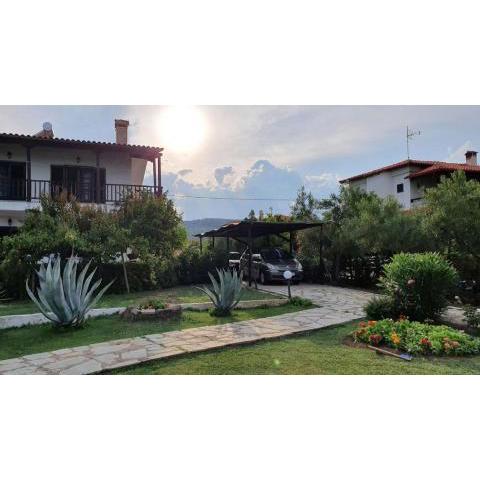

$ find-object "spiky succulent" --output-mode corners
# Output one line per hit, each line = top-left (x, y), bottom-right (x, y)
(26, 256), (113, 327)
(196, 268), (243, 316)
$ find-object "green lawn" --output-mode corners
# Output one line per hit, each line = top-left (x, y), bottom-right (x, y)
(0, 303), (305, 361)
(110, 319), (480, 375)
(0, 285), (279, 317)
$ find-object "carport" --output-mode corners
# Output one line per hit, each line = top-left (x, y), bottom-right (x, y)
(195, 220), (323, 286)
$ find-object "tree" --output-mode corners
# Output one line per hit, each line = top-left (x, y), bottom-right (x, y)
(291, 186), (319, 221)
(291, 185), (426, 284)
(116, 192), (187, 259)
(422, 170), (480, 279)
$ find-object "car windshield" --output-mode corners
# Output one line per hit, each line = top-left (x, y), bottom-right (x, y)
(260, 248), (293, 261)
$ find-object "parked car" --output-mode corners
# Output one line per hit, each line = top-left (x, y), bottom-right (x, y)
(228, 251), (241, 271)
(240, 247), (303, 284)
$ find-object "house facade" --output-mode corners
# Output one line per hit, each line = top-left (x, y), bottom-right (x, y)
(0, 120), (162, 233)
(340, 151), (480, 208)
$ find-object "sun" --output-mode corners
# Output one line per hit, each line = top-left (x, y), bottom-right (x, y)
(157, 106), (208, 154)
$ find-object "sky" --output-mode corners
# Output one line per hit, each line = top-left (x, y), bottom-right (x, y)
(1, 105), (479, 220)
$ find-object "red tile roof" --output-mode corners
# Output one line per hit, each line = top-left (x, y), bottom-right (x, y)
(408, 162), (480, 178)
(0, 132), (162, 159)
(339, 160), (435, 183)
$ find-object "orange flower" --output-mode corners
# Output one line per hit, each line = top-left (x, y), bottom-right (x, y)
(359, 321), (367, 328)
(367, 320), (377, 327)
(390, 332), (401, 345)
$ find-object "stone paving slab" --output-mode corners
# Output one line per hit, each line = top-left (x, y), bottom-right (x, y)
(0, 284), (375, 375)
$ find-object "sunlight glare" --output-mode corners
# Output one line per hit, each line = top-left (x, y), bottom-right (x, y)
(157, 106), (208, 154)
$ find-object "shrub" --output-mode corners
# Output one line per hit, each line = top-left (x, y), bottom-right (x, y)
(138, 298), (166, 310)
(196, 268), (243, 317)
(97, 260), (159, 293)
(289, 296), (313, 307)
(364, 295), (398, 320)
(26, 256), (113, 328)
(378, 252), (458, 322)
(463, 305), (480, 328)
(353, 319), (480, 356)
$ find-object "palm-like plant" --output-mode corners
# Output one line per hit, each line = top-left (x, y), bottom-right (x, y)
(196, 268), (243, 316)
(26, 256), (113, 327)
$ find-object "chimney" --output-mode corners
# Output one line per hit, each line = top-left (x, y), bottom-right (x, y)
(465, 150), (478, 166)
(115, 119), (129, 144)
(34, 122), (54, 139)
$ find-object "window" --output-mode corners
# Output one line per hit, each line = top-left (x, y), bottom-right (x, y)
(396, 183), (404, 193)
(0, 161), (26, 200)
(51, 165), (106, 203)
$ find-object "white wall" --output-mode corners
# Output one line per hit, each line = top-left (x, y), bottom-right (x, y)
(349, 166), (418, 209)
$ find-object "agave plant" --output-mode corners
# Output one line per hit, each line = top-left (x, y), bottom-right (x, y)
(196, 268), (243, 316)
(26, 256), (113, 327)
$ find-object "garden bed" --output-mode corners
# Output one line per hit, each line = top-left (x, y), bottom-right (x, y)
(350, 319), (480, 357)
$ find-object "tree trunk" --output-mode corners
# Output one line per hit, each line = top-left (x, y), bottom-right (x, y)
(334, 255), (341, 284)
(121, 252), (130, 294)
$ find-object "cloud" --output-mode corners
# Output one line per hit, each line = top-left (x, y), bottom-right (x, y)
(147, 159), (338, 220)
(214, 166), (234, 186)
(305, 173), (341, 188)
(177, 169), (193, 177)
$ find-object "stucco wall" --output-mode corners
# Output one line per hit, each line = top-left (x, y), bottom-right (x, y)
(348, 166), (420, 209)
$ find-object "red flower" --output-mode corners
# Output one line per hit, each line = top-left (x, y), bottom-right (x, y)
(369, 334), (383, 345)
(420, 337), (432, 349)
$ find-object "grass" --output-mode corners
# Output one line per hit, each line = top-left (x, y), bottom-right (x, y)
(110, 319), (480, 375)
(0, 303), (306, 361)
(0, 285), (279, 317)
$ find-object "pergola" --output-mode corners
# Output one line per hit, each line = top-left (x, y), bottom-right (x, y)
(195, 220), (323, 285)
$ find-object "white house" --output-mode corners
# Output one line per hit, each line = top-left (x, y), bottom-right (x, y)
(0, 120), (162, 233)
(340, 151), (480, 208)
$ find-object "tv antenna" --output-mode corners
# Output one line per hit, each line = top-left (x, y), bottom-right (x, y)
(406, 126), (421, 159)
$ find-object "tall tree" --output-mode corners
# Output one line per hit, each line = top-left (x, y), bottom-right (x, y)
(422, 170), (480, 279)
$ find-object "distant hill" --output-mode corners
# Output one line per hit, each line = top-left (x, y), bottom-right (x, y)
(183, 218), (236, 238)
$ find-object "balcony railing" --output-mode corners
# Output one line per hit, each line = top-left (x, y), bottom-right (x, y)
(0, 179), (160, 204)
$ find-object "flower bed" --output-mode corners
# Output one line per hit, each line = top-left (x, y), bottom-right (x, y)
(352, 318), (480, 356)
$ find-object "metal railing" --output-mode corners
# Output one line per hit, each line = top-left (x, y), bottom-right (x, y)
(0, 179), (160, 204)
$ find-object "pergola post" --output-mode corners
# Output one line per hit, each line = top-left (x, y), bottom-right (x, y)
(199, 236), (203, 252)
(248, 222), (253, 286)
(289, 231), (293, 254)
(152, 157), (157, 193)
(158, 152), (162, 195)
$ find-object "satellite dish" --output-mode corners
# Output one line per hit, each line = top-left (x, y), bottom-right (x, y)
(43, 122), (52, 132)
(283, 270), (293, 280)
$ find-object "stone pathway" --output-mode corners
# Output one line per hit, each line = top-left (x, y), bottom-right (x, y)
(0, 285), (373, 375)
(258, 283), (374, 318)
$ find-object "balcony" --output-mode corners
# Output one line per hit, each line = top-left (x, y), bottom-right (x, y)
(0, 179), (160, 204)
